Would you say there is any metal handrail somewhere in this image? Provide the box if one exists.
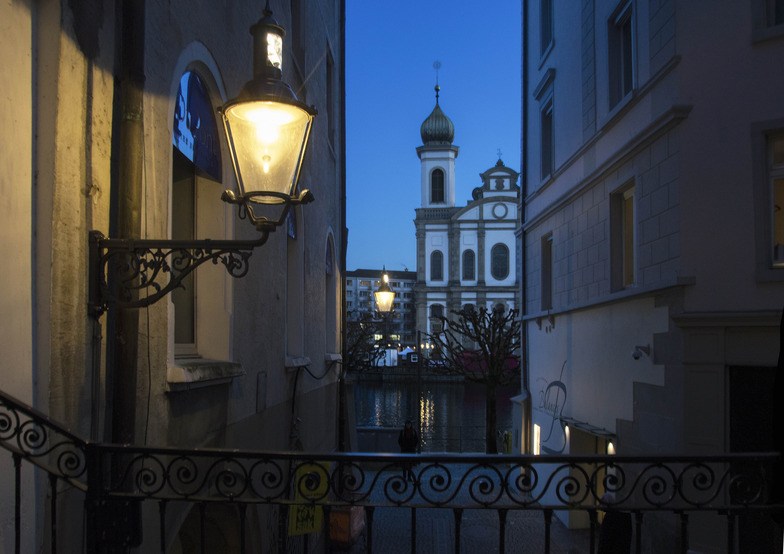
[1,387,782,553]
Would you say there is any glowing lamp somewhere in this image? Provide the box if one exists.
[374,267,395,313]
[219,1,317,231]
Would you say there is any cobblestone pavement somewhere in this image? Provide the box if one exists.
[328,463,593,554]
[331,506,592,553]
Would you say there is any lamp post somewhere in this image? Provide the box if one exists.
[374,267,395,355]
[89,2,315,445]
[89,1,316,316]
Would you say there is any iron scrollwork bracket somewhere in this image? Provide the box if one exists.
[88,230,270,317]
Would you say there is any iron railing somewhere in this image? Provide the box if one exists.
[1,389,781,553]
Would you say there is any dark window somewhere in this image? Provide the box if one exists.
[609,2,634,109]
[430,304,444,318]
[462,250,476,280]
[491,244,510,280]
[430,250,444,281]
[541,0,553,54]
[431,169,445,203]
[541,100,553,180]
[541,234,553,310]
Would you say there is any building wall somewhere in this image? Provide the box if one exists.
[522,0,784,548]
[0,0,344,551]
[415,164,521,335]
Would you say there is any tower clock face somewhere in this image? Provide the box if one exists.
[492,203,509,219]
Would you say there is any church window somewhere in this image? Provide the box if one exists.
[430,250,444,281]
[430,304,444,318]
[491,244,510,280]
[431,168,445,203]
[462,250,476,280]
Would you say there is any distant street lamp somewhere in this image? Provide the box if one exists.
[374,267,395,314]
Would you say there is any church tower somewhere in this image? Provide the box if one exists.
[414,85,521,339]
[416,86,459,208]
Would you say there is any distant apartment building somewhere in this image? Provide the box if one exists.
[414,87,521,335]
[346,269,418,348]
[521,1,784,550]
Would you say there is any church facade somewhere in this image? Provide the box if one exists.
[414,87,521,336]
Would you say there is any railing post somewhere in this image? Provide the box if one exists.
[411,507,417,553]
[725,511,736,554]
[200,502,207,554]
[498,508,507,553]
[453,508,463,554]
[588,509,597,554]
[49,472,58,554]
[678,511,689,554]
[84,443,101,554]
[634,512,643,554]
[366,505,375,554]
[158,500,167,554]
[13,453,21,554]
[544,508,553,554]
[239,503,247,554]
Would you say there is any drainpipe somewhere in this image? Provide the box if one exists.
[520,0,532,454]
[338,0,348,453]
[106,0,146,447]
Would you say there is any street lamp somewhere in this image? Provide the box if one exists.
[373,267,395,352]
[89,1,316,317]
[219,2,317,231]
[373,267,395,314]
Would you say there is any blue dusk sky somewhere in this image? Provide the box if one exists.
[344,1,522,272]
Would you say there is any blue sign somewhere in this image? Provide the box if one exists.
[173,72,222,180]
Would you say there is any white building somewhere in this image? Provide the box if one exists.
[521,1,784,551]
[414,87,521,334]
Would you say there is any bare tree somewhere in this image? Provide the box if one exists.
[427,305,521,453]
[344,311,384,373]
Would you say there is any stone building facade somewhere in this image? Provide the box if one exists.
[521,0,784,550]
[414,88,521,337]
[0,1,344,551]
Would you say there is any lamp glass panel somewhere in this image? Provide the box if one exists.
[374,290,395,313]
[223,100,312,204]
[266,32,283,70]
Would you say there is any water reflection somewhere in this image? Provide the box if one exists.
[353,381,517,453]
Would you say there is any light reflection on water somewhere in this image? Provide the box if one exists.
[353,380,517,453]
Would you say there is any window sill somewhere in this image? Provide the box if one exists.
[286,356,312,373]
[166,359,245,392]
[538,41,555,70]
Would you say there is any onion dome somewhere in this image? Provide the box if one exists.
[420,85,455,145]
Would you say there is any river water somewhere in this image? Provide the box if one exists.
[352,380,517,453]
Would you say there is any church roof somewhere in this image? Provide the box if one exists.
[420,85,455,145]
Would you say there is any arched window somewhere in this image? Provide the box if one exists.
[324,235,338,354]
[429,304,444,318]
[430,250,444,281]
[171,69,228,360]
[491,243,510,280]
[462,249,476,280]
[287,207,304,357]
[431,168,445,203]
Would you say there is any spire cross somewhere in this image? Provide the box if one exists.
[497,148,503,159]
[433,61,442,101]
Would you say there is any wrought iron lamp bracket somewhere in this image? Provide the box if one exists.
[88,230,270,317]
